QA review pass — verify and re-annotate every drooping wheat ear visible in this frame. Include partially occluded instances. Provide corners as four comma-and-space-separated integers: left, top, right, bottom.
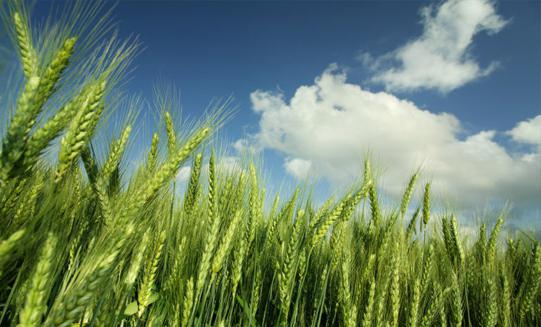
406, 206, 420, 239
400, 170, 419, 219
35, 37, 77, 108
138, 231, 166, 318
361, 277, 375, 327
486, 216, 504, 265
17, 234, 57, 327
164, 111, 176, 156
55, 80, 107, 183
139, 127, 210, 206
44, 248, 120, 327
147, 132, 160, 171
183, 153, 203, 215
212, 209, 242, 276
181, 277, 194, 327
0, 229, 25, 277
340, 184, 370, 225
422, 183, 431, 227
518, 245, 541, 321
13, 12, 38, 79
311, 198, 346, 249
308, 196, 334, 231
408, 278, 421, 327
24, 90, 85, 167
279, 210, 304, 324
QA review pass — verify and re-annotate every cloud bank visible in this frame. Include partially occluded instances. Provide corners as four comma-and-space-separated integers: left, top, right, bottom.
243, 67, 540, 208
363, 0, 507, 93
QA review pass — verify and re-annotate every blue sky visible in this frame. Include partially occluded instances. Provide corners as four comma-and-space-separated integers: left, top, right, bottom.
28, 0, 540, 227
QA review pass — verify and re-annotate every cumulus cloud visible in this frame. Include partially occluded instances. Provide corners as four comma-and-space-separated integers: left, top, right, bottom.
284, 158, 312, 179
243, 67, 541, 207
507, 115, 541, 147
364, 0, 507, 93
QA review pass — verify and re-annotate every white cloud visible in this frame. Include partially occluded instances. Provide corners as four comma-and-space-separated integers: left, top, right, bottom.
284, 158, 312, 179
507, 115, 541, 147
244, 67, 541, 207
365, 0, 507, 93
176, 166, 192, 183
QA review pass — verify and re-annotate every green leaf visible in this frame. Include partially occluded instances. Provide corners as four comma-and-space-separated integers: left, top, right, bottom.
124, 301, 138, 316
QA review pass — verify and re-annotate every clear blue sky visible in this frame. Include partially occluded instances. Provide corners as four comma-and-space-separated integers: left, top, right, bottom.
30, 0, 541, 229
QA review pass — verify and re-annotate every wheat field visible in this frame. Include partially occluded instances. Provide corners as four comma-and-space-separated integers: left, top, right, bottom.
0, 2, 540, 326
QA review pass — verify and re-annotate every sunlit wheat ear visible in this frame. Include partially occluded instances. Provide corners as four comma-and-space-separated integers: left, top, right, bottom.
0, 229, 25, 277
13, 12, 38, 79
183, 153, 202, 215
450, 216, 464, 265
368, 181, 380, 228
0, 75, 40, 179
164, 111, 176, 156
55, 80, 106, 183
247, 163, 262, 246
101, 124, 132, 182
311, 193, 353, 249
400, 170, 419, 219
35, 36, 77, 108
278, 209, 304, 324
147, 132, 160, 171
212, 208, 242, 277
230, 233, 247, 296
486, 216, 504, 265
17, 233, 57, 327
139, 127, 210, 207
196, 150, 218, 294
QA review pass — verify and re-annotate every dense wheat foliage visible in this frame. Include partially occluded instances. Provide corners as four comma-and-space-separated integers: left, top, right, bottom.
0, 2, 540, 326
